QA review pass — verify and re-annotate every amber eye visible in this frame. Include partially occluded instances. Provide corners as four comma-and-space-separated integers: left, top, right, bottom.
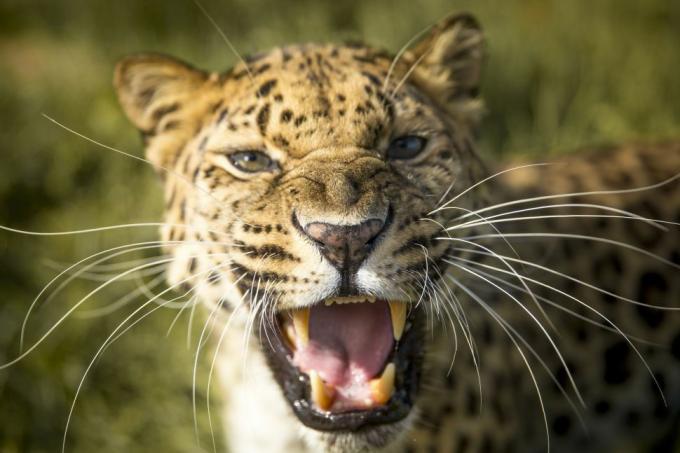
228, 150, 276, 173
387, 135, 428, 160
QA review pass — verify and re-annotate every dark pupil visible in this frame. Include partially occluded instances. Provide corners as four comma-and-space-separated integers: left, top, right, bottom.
398, 138, 418, 151
230, 150, 271, 172
389, 136, 425, 159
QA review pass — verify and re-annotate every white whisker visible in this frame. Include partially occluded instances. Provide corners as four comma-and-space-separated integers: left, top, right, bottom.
61, 264, 224, 453
430, 163, 553, 215
445, 259, 585, 408
456, 232, 680, 271
446, 253, 668, 406
192, 0, 255, 86
447, 274, 551, 452
383, 22, 434, 91
449, 172, 680, 222
445, 247, 680, 311
446, 255, 659, 345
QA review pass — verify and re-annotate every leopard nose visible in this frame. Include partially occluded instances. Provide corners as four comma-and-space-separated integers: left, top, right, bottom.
301, 218, 386, 269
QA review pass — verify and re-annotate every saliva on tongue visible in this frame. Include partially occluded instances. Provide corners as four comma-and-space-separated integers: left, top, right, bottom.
293, 300, 394, 410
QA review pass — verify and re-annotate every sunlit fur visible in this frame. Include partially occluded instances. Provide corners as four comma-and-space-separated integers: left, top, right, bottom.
112, 13, 680, 453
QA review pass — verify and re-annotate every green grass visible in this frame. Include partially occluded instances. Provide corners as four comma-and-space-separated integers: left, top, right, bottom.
0, 0, 679, 451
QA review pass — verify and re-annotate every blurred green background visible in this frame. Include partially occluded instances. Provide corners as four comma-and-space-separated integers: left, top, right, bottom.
0, 0, 678, 451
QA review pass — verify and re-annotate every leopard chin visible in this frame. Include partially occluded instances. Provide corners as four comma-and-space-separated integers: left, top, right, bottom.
298, 415, 417, 453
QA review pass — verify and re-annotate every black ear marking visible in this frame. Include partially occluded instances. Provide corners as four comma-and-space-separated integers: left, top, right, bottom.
402, 13, 485, 122
114, 53, 210, 133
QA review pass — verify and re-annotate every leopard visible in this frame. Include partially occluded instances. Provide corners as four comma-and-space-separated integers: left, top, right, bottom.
112, 12, 680, 453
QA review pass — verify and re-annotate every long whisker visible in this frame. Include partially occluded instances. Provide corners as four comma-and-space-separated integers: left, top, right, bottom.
60, 264, 221, 453
187, 298, 199, 349
166, 291, 201, 336
455, 201, 672, 226
43, 255, 167, 274
390, 49, 430, 98
48, 262, 167, 282
1, 221, 229, 237
430, 274, 483, 408
449, 172, 680, 222
451, 213, 675, 232
445, 247, 680, 311
382, 21, 434, 91
21, 241, 170, 349
76, 273, 167, 319
445, 259, 585, 407
1, 256, 175, 370
433, 234, 556, 332
446, 255, 659, 345
429, 163, 553, 215
39, 115, 251, 227
447, 274, 551, 452
457, 232, 680, 271
424, 193, 559, 332
18, 238, 239, 351
446, 253, 668, 405
448, 264, 588, 433
8, 248, 236, 368
206, 296, 247, 453
192, 0, 255, 86
190, 268, 247, 442
192, 294, 226, 443
106, 290, 196, 348
448, 202, 670, 231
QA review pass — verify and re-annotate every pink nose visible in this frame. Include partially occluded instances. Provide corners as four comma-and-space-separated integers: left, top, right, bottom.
303, 219, 385, 269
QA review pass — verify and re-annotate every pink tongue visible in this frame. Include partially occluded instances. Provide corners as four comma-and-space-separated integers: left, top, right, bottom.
293, 301, 394, 388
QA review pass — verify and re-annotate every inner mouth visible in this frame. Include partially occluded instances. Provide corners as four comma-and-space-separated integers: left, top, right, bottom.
285, 297, 404, 411
259, 295, 425, 432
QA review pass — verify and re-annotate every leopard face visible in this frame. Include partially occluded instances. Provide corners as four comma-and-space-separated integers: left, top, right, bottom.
114, 14, 485, 451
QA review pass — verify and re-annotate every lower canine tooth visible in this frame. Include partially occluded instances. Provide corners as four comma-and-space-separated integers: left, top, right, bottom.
388, 301, 407, 341
310, 371, 334, 411
292, 308, 310, 346
370, 363, 396, 405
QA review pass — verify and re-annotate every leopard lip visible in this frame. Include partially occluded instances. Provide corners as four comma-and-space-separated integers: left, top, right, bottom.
258, 297, 425, 432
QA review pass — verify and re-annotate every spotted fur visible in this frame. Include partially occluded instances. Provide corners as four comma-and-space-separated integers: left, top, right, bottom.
114, 13, 680, 453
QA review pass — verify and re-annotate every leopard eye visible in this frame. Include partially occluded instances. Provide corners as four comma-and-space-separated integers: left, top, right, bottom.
228, 150, 276, 173
387, 135, 428, 160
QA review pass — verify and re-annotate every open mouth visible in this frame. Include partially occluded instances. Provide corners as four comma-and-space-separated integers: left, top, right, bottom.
259, 296, 425, 432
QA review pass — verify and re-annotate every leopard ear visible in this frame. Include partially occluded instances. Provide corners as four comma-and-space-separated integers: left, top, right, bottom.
403, 13, 484, 123
114, 53, 210, 134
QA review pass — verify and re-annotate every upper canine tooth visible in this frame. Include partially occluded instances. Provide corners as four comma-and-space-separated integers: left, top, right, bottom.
370, 363, 396, 405
310, 370, 334, 411
284, 323, 297, 349
292, 308, 310, 346
388, 301, 407, 341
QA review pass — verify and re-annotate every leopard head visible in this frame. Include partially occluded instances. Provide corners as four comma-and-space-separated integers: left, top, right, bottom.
114, 13, 486, 451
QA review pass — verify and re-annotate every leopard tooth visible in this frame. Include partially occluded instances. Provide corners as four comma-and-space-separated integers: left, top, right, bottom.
325, 295, 377, 305
284, 323, 297, 350
310, 370, 334, 411
292, 308, 310, 346
369, 363, 396, 405
388, 301, 407, 341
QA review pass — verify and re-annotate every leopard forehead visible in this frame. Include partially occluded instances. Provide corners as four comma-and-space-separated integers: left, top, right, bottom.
186, 44, 468, 222
199, 43, 451, 160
